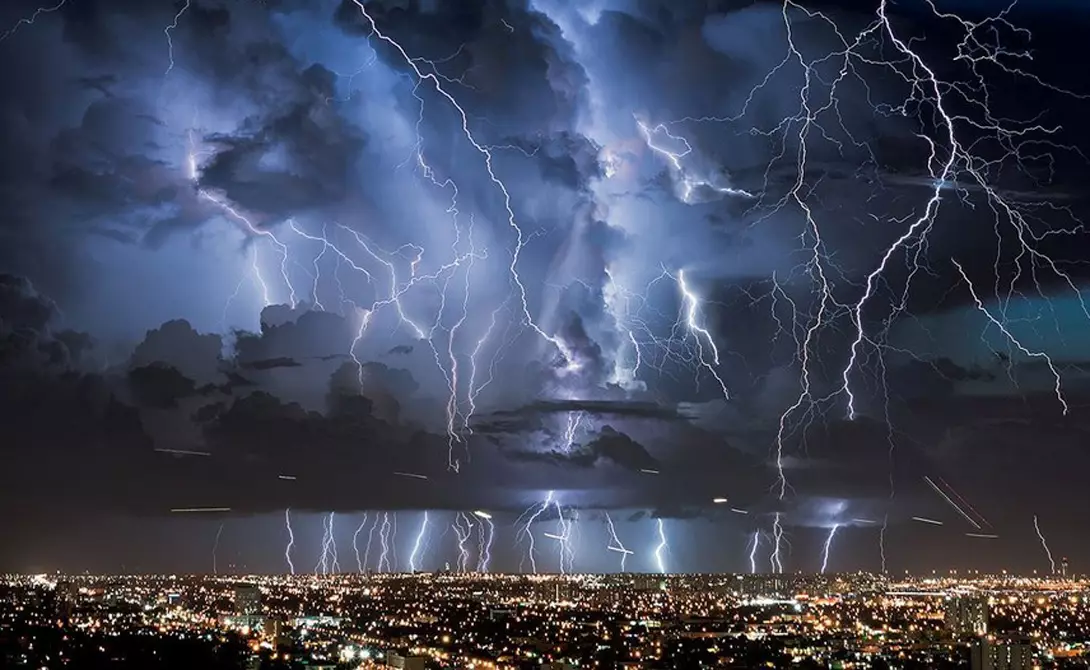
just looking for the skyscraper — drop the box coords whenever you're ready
[234,585,261,615]
[945,596,988,636]
[970,638,1032,670]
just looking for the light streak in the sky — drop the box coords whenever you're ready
[923,476,982,529]
[347,0,576,373]
[171,507,231,513]
[377,513,393,573]
[452,514,473,573]
[277,475,297,481]
[640,468,660,476]
[475,512,495,573]
[749,530,760,574]
[1033,515,1057,574]
[163,0,191,75]
[712,498,729,504]
[603,513,631,572]
[966,533,999,539]
[654,519,669,574]
[911,516,943,526]
[284,509,296,575]
[770,514,784,574]
[730,508,749,515]
[408,511,429,573]
[937,477,990,528]
[472,510,493,520]
[516,491,554,574]
[155,448,211,457]
[819,524,839,574]
[352,513,369,573]
[391,471,429,481]
[212,523,224,575]
[0,0,67,43]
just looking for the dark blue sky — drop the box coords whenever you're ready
[0,0,1088,575]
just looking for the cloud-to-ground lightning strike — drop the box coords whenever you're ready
[1033,515,1057,574]
[473,510,494,573]
[654,519,668,574]
[284,509,295,575]
[212,523,224,575]
[516,491,554,574]
[452,514,473,573]
[604,513,632,572]
[352,513,369,573]
[748,530,760,574]
[770,514,785,574]
[819,524,839,574]
[408,511,429,573]
[377,513,393,573]
[674,269,730,400]
[923,476,981,530]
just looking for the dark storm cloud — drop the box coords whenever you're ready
[502,425,659,472]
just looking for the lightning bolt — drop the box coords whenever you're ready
[674,269,730,400]
[770,513,785,574]
[879,514,888,574]
[163,0,191,76]
[603,513,632,572]
[0,0,67,44]
[452,513,473,573]
[516,491,554,574]
[653,518,668,574]
[408,511,429,573]
[748,530,760,574]
[284,509,295,575]
[346,0,576,376]
[352,513,369,573]
[819,524,839,574]
[377,512,393,573]
[473,510,495,573]
[663,0,1083,504]
[1032,514,1057,574]
[212,522,224,575]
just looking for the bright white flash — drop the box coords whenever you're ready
[604,513,632,572]
[284,509,295,575]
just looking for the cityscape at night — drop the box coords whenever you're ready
[2,0,1090,665]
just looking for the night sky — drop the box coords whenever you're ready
[1,0,1089,576]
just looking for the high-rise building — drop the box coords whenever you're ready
[234,585,261,615]
[945,596,988,636]
[385,653,426,670]
[1061,557,1069,578]
[970,638,1032,670]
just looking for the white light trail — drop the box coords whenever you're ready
[911,516,943,526]
[966,533,999,539]
[923,476,981,529]
[171,507,231,513]
[749,530,760,574]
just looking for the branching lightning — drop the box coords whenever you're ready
[473,510,495,573]
[353,513,369,573]
[748,530,760,574]
[516,491,554,574]
[603,513,632,572]
[770,513,785,574]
